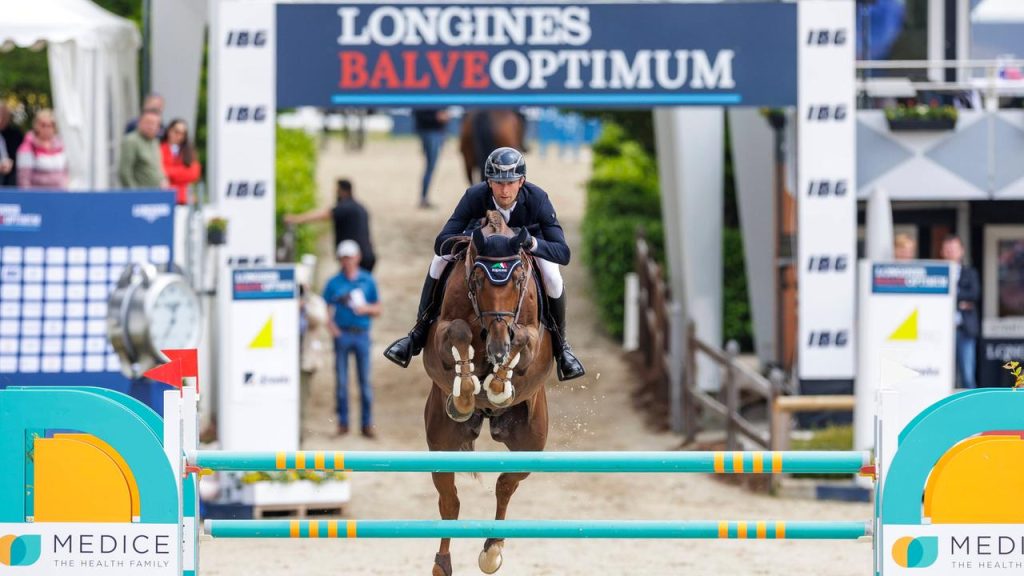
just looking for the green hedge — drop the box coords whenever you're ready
[275,127,320,259]
[582,124,664,338]
[581,122,753,349]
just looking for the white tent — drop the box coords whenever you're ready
[972,0,1024,23]
[1,0,140,190]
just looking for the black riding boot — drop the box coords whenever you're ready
[547,293,585,381]
[383,275,440,368]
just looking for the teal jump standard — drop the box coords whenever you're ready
[205,519,872,540]
[192,450,870,475]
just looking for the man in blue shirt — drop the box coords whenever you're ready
[323,240,381,437]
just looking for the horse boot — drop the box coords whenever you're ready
[546,293,585,381]
[384,275,440,368]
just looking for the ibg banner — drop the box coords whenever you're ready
[276,2,797,107]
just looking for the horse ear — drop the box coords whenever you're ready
[515,227,530,249]
[472,227,486,254]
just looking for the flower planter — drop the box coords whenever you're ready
[886,117,956,132]
[206,228,226,246]
[241,479,351,506]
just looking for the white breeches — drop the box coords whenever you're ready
[428,254,564,298]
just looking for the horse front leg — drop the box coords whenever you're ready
[425,385,482,576]
[479,393,549,574]
[436,319,479,421]
[484,326,538,406]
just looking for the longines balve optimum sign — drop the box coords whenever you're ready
[209,1,856,384]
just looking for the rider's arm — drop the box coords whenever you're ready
[284,206,332,225]
[527,196,570,265]
[434,190,478,255]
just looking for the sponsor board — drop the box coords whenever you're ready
[885,526,1024,574]
[0,523,177,575]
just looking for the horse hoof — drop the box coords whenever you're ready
[479,540,504,574]
[445,394,474,423]
[433,552,453,576]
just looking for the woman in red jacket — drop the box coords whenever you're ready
[160,119,201,205]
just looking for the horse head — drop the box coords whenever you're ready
[466,211,533,367]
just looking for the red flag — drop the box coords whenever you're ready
[143,349,199,393]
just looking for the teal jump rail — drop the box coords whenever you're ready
[204,519,871,540]
[191,450,870,475]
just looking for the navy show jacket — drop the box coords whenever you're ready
[433,181,570,266]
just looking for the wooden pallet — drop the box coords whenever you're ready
[252,502,346,519]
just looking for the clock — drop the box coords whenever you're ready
[107,263,202,379]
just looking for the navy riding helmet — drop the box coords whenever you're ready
[484,147,526,182]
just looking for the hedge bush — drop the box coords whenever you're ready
[582,124,664,338]
[275,127,320,259]
[581,122,753,349]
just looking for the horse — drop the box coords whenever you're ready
[459,110,527,185]
[421,211,554,576]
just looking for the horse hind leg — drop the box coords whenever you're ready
[431,471,459,576]
[480,397,548,574]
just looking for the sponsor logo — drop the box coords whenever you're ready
[892,536,938,568]
[131,203,171,223]
[0,534,41,566]
[0,204,43,231]
[333,6,736,92]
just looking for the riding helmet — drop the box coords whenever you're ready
[484,147,526,182]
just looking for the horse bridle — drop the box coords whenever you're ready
[466,251,531,339]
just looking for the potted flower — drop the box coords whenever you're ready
[207,217,228,246]
[885,101,958,132]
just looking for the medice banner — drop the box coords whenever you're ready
[277,2,797,107]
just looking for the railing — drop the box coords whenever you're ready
[683,322,779,451]
[631,230,853,453]
[632,230,671,428]
[856,59,1024,110]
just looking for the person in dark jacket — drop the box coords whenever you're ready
[384,147,585,381]
[285,179,377,272]
[943,235,980,389]
[413,108,449,209]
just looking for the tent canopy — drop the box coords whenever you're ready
[972,0,1024,23]
[0,0,140,189]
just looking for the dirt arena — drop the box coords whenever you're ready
[199,135,872,575]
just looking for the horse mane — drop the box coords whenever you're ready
[482,211,512,238]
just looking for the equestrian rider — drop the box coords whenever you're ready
[383,147,586,381]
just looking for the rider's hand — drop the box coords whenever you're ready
[517,227,537,252]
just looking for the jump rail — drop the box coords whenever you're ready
[205,519,872,540]
[191,450,871,475]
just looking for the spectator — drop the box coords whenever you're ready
[16,109,68,189]
[323,240,381,438]
[894,233,917,260]
[284,178,377,272]
[0,102,25,186]
[0,128,10,183]
[160,119,202,205]
[942,235,980,389]
[125,93,165,135]
[413,107,450,209]
[119,110,167,189]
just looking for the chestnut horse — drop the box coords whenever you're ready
[422,211,554,576]
[459,110,526,184]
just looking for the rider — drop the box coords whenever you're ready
[383,147,586,381]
